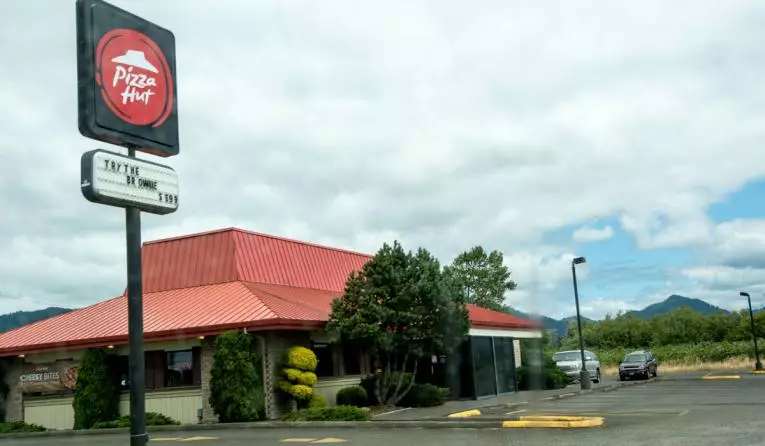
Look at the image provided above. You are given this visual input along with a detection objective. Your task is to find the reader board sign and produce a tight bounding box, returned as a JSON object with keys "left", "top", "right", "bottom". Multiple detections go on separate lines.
{"left": 81, "top": 149, "right": 179, "bottom": 215}
{"left": 76, "top": 0, "right": 179, "bottom": 157}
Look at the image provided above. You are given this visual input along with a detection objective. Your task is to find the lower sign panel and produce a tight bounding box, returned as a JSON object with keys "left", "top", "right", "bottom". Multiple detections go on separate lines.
{"left": 81, "top": 149, "right": 179, "bottom": 215}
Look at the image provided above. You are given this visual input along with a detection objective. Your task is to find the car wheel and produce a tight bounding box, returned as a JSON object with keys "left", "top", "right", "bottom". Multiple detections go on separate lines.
{"left": 652, "top": 368, "right": 657, "bottom": 378}
{"left": 593, "top": 369, "right": 601, "bottom": 383}
{"left": 618, "top": 374, "right": 624, "bottom": 382}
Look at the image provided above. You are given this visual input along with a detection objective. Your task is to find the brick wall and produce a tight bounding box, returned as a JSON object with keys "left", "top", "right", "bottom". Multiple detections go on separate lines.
{"left": 263, "top": 331, "right": 311, "bottom": 420}
{"left": 3, "top": 358, "right": 22, "bottom": 422}
{"left": 199, "top": 338, "right": 217, "bottom": 423}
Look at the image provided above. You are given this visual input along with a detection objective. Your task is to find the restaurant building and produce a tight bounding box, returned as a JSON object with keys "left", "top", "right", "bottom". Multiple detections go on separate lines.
{"left": 0, "top": 228, "right": 540, "bottom": 430}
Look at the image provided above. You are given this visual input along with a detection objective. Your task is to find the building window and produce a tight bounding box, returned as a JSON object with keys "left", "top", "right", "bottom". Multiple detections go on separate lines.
{"left": 313, "top": 343, "right": 335, "bottom": 378}
{"left": 342, "top": 345, "right": 361, "bottom": 376}
{"left": 166, "top": 350, "right": 194, "bottom": 387}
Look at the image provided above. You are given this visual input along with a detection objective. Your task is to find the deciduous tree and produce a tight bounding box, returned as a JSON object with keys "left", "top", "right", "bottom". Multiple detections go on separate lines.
{"left": 445, "top": 246, "right": 516, "bottom": 311}
{"left": 326, "top": 241, "right": 469, "bottom": 406}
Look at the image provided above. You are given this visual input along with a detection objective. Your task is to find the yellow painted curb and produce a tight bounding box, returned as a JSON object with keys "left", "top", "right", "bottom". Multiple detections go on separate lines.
{"left": 702, "top": 375, "right": 741, "bottom": 380}
{"left": 749, "top": 370, "right": 765, "bottom": 375}
{"left": 502, "top": 415, "right": 604, "bottom": 429}
{"left": 447, "top": 409, "right": 481, "bottom": 418}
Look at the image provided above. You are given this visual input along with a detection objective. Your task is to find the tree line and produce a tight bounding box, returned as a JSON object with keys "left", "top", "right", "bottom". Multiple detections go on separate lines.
{"left": 558, "top": 307, "right": 765, "bottom": 351}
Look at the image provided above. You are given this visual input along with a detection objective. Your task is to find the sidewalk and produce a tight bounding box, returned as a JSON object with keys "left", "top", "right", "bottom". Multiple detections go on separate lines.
{"left": 373, "top": 382, "right": 610, "bottom": 420}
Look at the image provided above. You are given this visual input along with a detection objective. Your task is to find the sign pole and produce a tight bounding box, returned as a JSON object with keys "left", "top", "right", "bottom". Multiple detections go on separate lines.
{"left": 126, "top": 148, "right": 147, "bottom": 446}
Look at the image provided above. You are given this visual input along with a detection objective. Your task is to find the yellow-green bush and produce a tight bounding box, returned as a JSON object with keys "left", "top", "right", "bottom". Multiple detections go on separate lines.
{"left": 297, "top": 371, "right": 318, "bottom": 387}
{"left": 283, "top": 368, "right": 302, "bottom": 382}
{"left": 286, "top": 347, "right": 318, "bottom": 372}
{"left": 279, "top": 346, "right": 320, "bottom": 409}
{"left": 289, "top": 384, "right": 313, "bottom": 401}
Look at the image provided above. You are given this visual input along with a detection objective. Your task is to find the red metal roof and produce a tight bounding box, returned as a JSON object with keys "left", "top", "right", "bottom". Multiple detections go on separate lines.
{"left": 467, "top": 304, "right": 542, "bottom": 330}
{"left": 141, "top": 228, "right": 371, "bottom": 293}
{"left": 0, "top": 228, "right": 538, "bottom": 356}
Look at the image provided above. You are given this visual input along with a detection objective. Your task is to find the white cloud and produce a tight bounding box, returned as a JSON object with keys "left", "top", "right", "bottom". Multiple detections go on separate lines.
{"left": 572, "top": 225, "right": 614, "bottom": 243}
{"left": 2, "top": 0, "right": 765, "bottom": 314}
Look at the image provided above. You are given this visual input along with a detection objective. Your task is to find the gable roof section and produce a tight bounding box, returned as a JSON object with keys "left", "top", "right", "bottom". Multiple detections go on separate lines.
{"left": 141, "top": 228, "right": 371, "bottom": 293}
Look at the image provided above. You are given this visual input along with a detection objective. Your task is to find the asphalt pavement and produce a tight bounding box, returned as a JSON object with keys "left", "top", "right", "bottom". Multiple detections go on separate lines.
{"left": 4, "top": 371, "right": 765, "bottom": 445}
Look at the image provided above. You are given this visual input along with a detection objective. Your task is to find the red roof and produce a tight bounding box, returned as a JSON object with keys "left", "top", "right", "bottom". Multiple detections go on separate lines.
{"left": 0, "top": 228, "right": 538, "bottom": 356}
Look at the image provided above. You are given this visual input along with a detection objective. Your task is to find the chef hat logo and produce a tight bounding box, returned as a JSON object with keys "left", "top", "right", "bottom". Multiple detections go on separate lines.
{"left": 111, "top": 50, "right": 158, "bottom": 74}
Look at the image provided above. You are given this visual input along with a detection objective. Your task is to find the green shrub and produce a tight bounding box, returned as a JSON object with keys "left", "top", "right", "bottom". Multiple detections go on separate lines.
{"left": 360, "top": 372, "right": 413, "bottom": 405}
{"left": 91, "top": 412, "right": 180, "bottom": 429}
{"left": 308, "top": 393, "right": 327, "bottom": 408}
{"left": 209, "top": 331, "right": 265, "bottom": 423}
{"left": 336, "top": 386, "right": 368, "bottom": 407}
{"left": 0, "top": 421, "right": 46, "bottom": 433}
{"left": 517, "top": 357, "right": 570, "bottom": 391}
{"left": 281, "top": 406, "right": 370, "bottom": 421}
{"left": 73, "top": 349, "right": 120, "bottom": 429}
{"left": 398, "top": 383, "right": 449, "bottom": 407}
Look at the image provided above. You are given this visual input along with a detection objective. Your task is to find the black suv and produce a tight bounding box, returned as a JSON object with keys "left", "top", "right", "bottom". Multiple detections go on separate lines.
{"left": 618, "top": 350, "right": 658, "bottom": 381}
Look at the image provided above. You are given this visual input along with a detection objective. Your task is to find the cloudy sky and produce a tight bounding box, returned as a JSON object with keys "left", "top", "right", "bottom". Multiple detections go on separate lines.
{"left": 2, "top": 0, "right": 765, "bottom": 319}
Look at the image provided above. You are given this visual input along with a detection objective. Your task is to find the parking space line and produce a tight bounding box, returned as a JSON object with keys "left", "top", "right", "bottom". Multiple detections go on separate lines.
{"left": 506, "top": 409, "right": 527, "bottom": 415}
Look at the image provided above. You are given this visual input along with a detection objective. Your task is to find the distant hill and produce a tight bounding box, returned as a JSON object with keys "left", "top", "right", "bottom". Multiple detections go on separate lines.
{"left": 0, "top": 307, "right": 72, "bottom": 333}
{"left": 624, "top": 295, "right": 728, "bottom": 319}
{"left": 504, "top": 294, "right": 731, "bottom": 337}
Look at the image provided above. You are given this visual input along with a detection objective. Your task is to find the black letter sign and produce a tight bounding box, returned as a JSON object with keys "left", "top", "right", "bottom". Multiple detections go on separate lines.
{"left": 76, "top": 0, "right": 179, "bottom": 157}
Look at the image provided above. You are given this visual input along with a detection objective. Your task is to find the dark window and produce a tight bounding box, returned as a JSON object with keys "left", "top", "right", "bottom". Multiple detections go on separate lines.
{"left": 313, "top": 343, "right": 335, "bottom": 377}
{"left": 166, "top": 350, "right": 194, "bottom": 387}
{"left": 342, "top": 345, "right": 361, "bottom": 376}
{"left": 471, "top": 336, "right": 497, "bottom": 397}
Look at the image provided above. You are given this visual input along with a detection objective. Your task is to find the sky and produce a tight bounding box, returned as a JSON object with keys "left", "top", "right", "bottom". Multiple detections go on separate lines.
{"left": 2, "top": 0, "right": 765, "bottom": 320}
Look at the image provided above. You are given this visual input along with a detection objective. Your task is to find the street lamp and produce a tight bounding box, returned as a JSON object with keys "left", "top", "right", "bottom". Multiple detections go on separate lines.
{"left": 571, "top": 256, "right": 590, "bottom": 390}
{"left": 739, "top": 292, "right": 763, "bottom": 371}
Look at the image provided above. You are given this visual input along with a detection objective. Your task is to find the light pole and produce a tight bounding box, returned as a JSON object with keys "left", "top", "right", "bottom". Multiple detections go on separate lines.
{"left": 572, "top": 256, "right": 590, "bottom": 390}
{"left": 740, "top": 292, "right": 762, "bottom": 371}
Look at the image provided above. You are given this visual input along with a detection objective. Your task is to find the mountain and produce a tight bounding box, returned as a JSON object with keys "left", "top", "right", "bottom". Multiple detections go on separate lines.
{"left": 503, "top": 306, "right": 594, "bottom": 337}
{"left": 504, "top": 294, "right": 730, "bottom": 337}
{"left": 624, "top": 295, "right": 728, "bottom": 319}
{"left": 0, "top": 307, "right": 72, "bottom": 333}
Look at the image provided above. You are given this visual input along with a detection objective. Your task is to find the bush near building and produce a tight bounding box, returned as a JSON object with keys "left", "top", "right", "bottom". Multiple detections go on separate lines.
{"left": 277, "top": 346, "right": 319, "bottom": 409}
{"left": 398, "top": 384, "right": 450, "bottom": 407}
{"left": 0, "top": 421, "right": 46, "bottom": 434}
{"left": 209, "top": 331, "right": 265, "bottom": 423}
{"left": 281, "top": 406, "right": 370, "bottom": 422}
{"left": 91, "top": 412, "right": 180, "bottom": 429}
{"left": 335, "top": 386, "right": 368, "bottom": 407}
{"left": 72, "top": 349, "right": 120, "bottom": 430}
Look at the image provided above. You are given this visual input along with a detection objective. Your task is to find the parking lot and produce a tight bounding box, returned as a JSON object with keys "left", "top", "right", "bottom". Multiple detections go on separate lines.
{"left": 3, "top": 371, "right": 765, "bottom": 445}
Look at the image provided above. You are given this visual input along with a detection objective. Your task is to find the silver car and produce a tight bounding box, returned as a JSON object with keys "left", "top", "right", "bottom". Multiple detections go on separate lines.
{"left": 552, "top": 350, "right": 601, "bottom": 383}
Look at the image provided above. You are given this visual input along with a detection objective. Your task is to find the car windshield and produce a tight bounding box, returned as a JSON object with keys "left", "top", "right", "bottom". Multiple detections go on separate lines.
{"left": 624, "top": 354, "right": 647, "bottom": 362}
{"left": 553, "top": 352, "right": 580, "bottom": 362}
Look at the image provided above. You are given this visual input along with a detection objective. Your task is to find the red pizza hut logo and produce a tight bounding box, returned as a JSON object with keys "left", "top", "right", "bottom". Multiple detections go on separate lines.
{"left": 95, "top": 29, "right": 174, "bottom": 127}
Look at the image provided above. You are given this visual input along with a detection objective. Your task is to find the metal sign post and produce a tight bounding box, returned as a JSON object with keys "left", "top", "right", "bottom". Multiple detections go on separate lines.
{"left": 76, "top": 1, "right": 179, "bottom": 444}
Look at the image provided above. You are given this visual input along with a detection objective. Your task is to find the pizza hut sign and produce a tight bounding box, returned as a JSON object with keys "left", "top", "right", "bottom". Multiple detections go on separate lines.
{"left": 77, "top": 0, "right": 179, "bottom": 157}
{"left": 19, "top": 364, "right": 79, "bottom": 393}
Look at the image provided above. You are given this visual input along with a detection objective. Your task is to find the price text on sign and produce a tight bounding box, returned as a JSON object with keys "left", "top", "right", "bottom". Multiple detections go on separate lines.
{"left": 81, "top": 149, "right": 179, "bottom": 215}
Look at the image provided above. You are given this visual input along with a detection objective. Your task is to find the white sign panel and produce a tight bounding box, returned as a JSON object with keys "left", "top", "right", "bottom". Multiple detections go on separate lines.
{"left": 81, "top": 149, "right": 179, "bottom": 215}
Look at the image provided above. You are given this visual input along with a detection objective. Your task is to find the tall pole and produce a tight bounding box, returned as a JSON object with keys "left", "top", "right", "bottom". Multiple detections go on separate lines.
{"left": 742, "top": 292, "right": 763, "bottom": 371}
{"left": 126, "top": 147, "right": 147, "bottom": 446}
{"left": 572, "top": 260, "right": 591, "bottom": 390}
